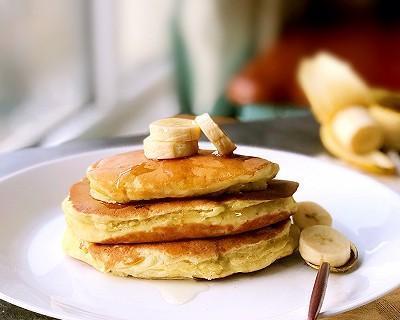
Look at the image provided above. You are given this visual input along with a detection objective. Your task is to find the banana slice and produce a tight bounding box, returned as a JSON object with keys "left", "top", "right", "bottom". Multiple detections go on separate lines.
{"left": 299, "top": 225, "right": 351, "bottom": 267}
{"left": 331, "top": 106, "right": 383, "bottom": 154}
{"left": 370, "top": 104, "right": 400, "bottom": 150}
{"left": 293, "top": 201, "right": 332, "bottom": 230}
{"left": 320, "top": 124, "right": 395, "bottom": 175}
{"left": 149, "top": 118, "right": 201, "bottom": 142}
{"left": 195, "top": 113, "right": 236, "bottom": 155}
{"left": 143, "top": 136, "right": 198, "bottom": 160}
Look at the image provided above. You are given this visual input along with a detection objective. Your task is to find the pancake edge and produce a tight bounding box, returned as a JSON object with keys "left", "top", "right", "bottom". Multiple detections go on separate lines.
{"left": 63, "top": 195, "right": 297, "bottom": 244}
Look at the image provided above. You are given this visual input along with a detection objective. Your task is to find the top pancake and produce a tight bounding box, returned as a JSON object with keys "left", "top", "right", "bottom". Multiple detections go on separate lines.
{"left": 86, "top": 150, "right": 279, "bottom": 203}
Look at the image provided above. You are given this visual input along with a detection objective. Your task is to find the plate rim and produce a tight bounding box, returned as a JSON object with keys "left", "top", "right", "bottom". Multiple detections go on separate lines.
{"left": 1, "top": 143, "right": 400, "bottom": 319}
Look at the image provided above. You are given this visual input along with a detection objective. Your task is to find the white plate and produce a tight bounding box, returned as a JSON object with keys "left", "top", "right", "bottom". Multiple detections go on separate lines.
{"left": 1, "top": 144, "right": 400, "bottom": 320}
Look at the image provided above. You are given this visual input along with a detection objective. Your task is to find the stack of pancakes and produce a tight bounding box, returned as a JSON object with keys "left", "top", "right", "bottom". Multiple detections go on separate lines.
{"left": 62, "top": 149, "right": 300, "bottom": 280}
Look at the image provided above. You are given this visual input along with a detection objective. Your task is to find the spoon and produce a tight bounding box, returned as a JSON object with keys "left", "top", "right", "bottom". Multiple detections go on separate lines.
{"left": 307, "top": 243, "right": 359, "bottom": 320}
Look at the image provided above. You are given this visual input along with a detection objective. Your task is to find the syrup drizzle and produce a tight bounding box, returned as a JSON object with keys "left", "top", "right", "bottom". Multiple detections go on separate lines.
{"left": 114, "top": 167, "right": 133, "bottom": 189}
{"left": 114, "top": 163, "right": 157, "bottom": 189}
{"left": 152, "top": 280, "right": 210, "bottom": 305}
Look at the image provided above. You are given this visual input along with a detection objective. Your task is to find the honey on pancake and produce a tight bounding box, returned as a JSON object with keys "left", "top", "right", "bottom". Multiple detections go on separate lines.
{"left": 87, "top": 150, "right": 279, "bottom": 202}
{"left": 114, "top": 162, "right": 157, "bottom": 189}
{"left": 114, "top": 167, "right": 133, "bottom": 189}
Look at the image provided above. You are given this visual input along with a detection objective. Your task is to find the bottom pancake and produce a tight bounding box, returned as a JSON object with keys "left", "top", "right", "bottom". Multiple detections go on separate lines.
{"left": 63, "top": 220, "right": 298, "bottom": 280}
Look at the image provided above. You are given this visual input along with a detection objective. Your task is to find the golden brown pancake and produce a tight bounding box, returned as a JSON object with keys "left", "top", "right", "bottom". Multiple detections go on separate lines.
{"left": 86, "top": 150, "right": 279, "bottom": 203}
{"left": 63, "top": 179, "right": 298, "bottom": 244}
{"left": 63, "top": 219, "right": 298, "bottom": 280}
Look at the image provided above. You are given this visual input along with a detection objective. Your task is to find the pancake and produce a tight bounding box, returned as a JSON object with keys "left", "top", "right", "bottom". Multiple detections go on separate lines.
{"left": 63, "top": 219, "right": 298, "bottom": 280}
{"left": 86, "top": 150, "right": 279, "bottom": 203}
{"left": 63, "top": 179, "right": 298, "bottom": 244}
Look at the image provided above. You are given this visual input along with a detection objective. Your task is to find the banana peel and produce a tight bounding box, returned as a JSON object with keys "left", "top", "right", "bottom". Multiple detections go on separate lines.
{"left": 297, "top": 52, "right": 372, "bottom": 124}
{"left": 370, "top": 88, "right": 400, "bottom": 111}
{"left": 369, "top": 104, "right": 400, "bottom": 150}
{"left": 320, "top": 124, "right": 396, "bottom": 175}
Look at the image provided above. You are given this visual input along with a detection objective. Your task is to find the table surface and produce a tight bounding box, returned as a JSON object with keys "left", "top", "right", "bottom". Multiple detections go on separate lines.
{"left": 1, "top": 115, "right": 399, "bottom": 320}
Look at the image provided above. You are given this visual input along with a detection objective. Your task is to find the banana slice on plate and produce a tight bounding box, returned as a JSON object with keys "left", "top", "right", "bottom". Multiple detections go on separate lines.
{"left": 331, "top": 106, "right": 383, "bottom": 154}
{"left": 299, "top": 225, "right": 351, "bottom": 267}
{"left": 149, "top": 118, "right": 201, "bottom": 142}
{"left": 143, "top": 137, "right": 198, "bottom": 160}
{"left": 293, "top": 201, "right": 332, "bottom": 230}
{"left": 320, "top": 124, "right": 395, "bottom": 174}
{"left": 195, "top": 113, "right": 236, "bottom": 155}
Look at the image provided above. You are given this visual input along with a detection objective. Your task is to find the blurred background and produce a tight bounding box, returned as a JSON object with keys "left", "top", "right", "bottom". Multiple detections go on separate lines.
{"left": 1, "top": 0, "right": 399, "bottom": 152}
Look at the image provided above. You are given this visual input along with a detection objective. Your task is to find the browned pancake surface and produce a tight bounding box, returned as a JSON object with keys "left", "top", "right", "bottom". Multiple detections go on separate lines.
{"left": 88, "top": 220, "right": 289, "bottom": 259}
{"left": 86, "top": 150, "right": 279, "bottom": 202}
{"left": 65, "top": 178, "right": 297, "bottom": 243}
{"left": 70, "top": 178, "right": 298, "bottom": 219}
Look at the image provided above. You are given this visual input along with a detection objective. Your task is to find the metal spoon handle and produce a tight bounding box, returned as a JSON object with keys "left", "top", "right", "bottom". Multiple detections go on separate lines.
{"left": 308, "top": 262, "right": 330, "bottom": 320}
